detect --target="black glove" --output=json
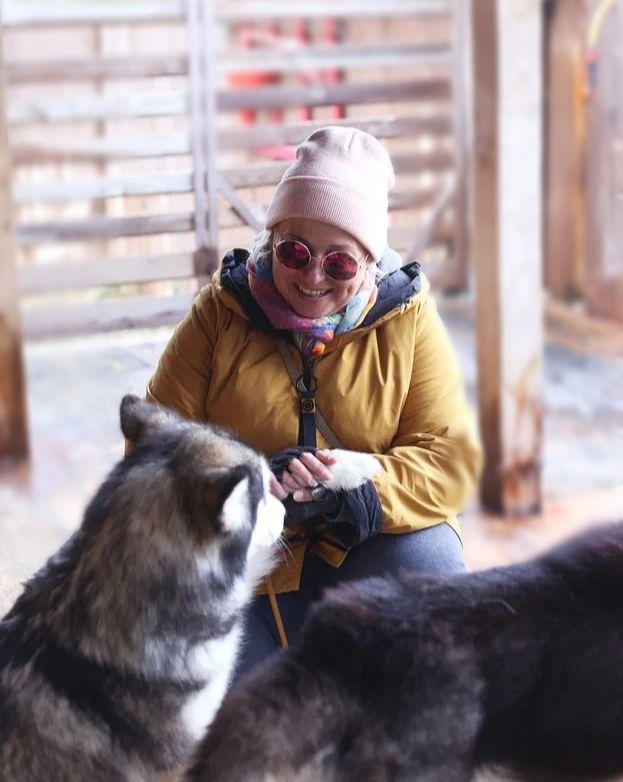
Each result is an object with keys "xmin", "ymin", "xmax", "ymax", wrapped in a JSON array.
[
  {"xmin": 268, "ymin": 447, "xmax": 383, "ymax": 546},
  {"xmin": 268, "ymin": 447, "xmax": 341, "ymax": 526}
]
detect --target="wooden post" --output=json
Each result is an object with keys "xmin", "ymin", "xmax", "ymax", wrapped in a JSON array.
[
  {"xmin": 471, "ymin": 0, "xmax": 544, "ymax": 514},
  {"xmin": 449, "ymin": 0, "xmax": 471, "ymax": 291},
  {"xmin": 545, "ymin": 0, "xmax": 586, "ymax": 301},
  {"xmin": 0, "ymin": 26, "xmax": 29, "ymax": 459},
  {"xmin": 187, "ymin": 0, "xmax": 220, "ymax": 282},
  {"xmin": 584, "ymin": 0, "xmax": 623, "ymax": 322}
]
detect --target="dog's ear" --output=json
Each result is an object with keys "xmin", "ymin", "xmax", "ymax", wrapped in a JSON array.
[
  {"xmin": 206, "ymin": 465, "xmax": 253, "ymax": 536},
  {"xmin": 120, "ymin": 395, "xmax": 168, "ymax": 443},
  {"xmin": 184, "ymin": 466, "xmax": 253, "ymax": 544}
]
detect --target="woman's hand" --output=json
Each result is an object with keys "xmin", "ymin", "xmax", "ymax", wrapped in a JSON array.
[
  {"xmin": 269, "ymin": 473, "xmax": 288, "ymax": 501},
  {"xmin": 281, "ymin": 450, "xmax": 338, "ymax": 502}
]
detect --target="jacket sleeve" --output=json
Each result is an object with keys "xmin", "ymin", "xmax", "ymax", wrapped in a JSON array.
[
  {"xmin": 146, "ymin": 285, "xmax": 220, "ymax": 421},
  {"xmin": 373, "ymin": 293, "xmax": 483, "ymax": 533}
]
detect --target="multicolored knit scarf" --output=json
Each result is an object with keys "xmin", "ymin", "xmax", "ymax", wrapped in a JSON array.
[{"xmin": 246, "ymin": 251, "xmax": 378, "ymax": 359}]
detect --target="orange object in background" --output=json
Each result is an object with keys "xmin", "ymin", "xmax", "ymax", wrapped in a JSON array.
[
  {"xmin": 228, "ymin": 18, "xmax": 345, "ymax": 156},
  {"xmin": 228, "ymin": 22, "xmax": 282, "ymax": 126}
]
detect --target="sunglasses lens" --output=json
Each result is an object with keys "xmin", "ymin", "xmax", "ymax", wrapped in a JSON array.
[
  {"xmin": 323, "ymin": 252, "xmax": 359, "ymax": 281},
  {"xmin": 275, "ymin": 240, "xmax": 310, "ymax": 269}
]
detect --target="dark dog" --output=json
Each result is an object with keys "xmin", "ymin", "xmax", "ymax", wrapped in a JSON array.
[
  {"xmin": 0, "ymin": 396, "xmax": 284, "ymax": 781},
  {"xmin": 188, "ymin": 522, "xmax": 623, "ymax": 781}
]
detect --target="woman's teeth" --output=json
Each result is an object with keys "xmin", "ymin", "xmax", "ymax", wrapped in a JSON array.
[{"xmin": 297, "ymin": 285, "xmax": 329, "ymax": 298}]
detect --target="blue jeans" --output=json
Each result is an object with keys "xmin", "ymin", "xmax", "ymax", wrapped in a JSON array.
[{"xmin": 235, "ymin": 524, "xmax": 465, "ymax": 678}]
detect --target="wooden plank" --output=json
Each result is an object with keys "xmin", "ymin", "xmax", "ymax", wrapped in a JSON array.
[
  {"xmin": 11, "ymin": 115, "xmax": 452, "ymax": 164},
  {"xmin": 17, "ymin": 212, "xmax": 193, "ymax": 244},
  {"xmin": 200, "ymin": 0, "xmax": 220, "ymax": 271},
  {"xmin": 8, "ymin": 90, "xmax": 188, "ymax": 125},
  {"xmin": 2, "ymin": 2, "xmax": 185, "ymax": 27},
  {"xmin": 404, "ymin": 175, "xmax": 455, "ymax": 261},
  {"xmin": 217, "ymin": 176, "xmax": 264, "ymax": 233},
  {"xmin": 11, "ymin": 135, "xmax": 191, "ymax": 164},
  {"xmin": 18, "ymin": 253, "xmax": 194, "ymax": 294},
  {"xmin": 448, "ymin": 0, "xmax": 470, "ymax": 290},
  {"xmin": 214, "ymin": 1, "xmax": 450, "ymax": 20},
  {"xmin": 220, "ymin": 78, "xmax": 451, "ymax": 112},
  {"xmin": 2, "ymin": 1, "xmax": 448, "ymax": 27},
  {"xmin": 187, "ymin": 0, "xmax": 208, "ymax": 251},
  {"xmin": 13, "ymin": 150, "xmax": 453, "ymax": 203},
  {"xmin": 13, "ymin": 170, "xmax": 193, "ymax": 204},
  {"xmin": 545, "ymin": 0, "xmax": 586, "ymax": 300},
  {"xmin": 472, "ymin": 0, "xmax": 502, "ymax": 513},
  {"xmin": 584, "ymin": 0, "xmax": 623, "ymax": 322},
  {"xmin": 4, "ymin": 45, "xmax": 451, "ymax": 84},
  {"xmin": 16, "ymin": 209, "xmax": 240, "ymax": 245},
  {"xmin": 219, "ymin": 44, "xmax": 451, "ymax": 75},
  {"xmin": 0, "ymin": 27, "xmax": 29, "ymax": 457},
  {"xmin": 5, "ymin": 56, "xmax": 188, "ymax": 83},
  {"xmin": 17, "ymin": 214, "xmax": 454, "ymax": 295},
  {"xmin": 471, "ymin": 0, "xmax": 544, "ymax": 515},
  {"xmin": 14, "ymin": 183, "xmax": 442, "ymax": 246},
  {"xmin": 8, "ymin": 78, "xmax": 450, "ymax": 125},
  {"xmin": 218, "ymin": 115, "xmax": 453, "ymax": 150},
  {"xmin": 22, "ymin": 293, "xmax": 195, "ymax": 341}
]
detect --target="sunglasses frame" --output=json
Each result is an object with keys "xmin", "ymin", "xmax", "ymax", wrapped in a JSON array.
[{"xmin": 273, "ymin": 238, "xmax": 368, "ymax": 282}]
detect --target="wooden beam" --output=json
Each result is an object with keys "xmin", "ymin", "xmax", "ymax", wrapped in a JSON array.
[
  {"xmin": 16, "ymin": 209, "xmax": 240, "ymax": 245},
  {"xmin": 8, "ymin": 78, "xmax": 450, "ymax": 125},
  {"xmin": 584, "ymin": 0, "xmax": 623, "ymax": 322},
  {"xmin": 22, "ymin": 294, "xmax": 195, "ymax": 340},
  {"xmin": 11, "ymin": 115, "xmax": 452, "ymax": 164},
  {"xmin": 1, "ymin": 2, "xmax": 185, "ymax": 27},
  {"xmin": 2, "ymin": 1, "xmax": 448, "ymax": 27},
  {"xmin": 13, "ymin": 151, "xmax": 453, "ymax": 204},
  {"xmin": 18, "ymin": 253, "xmax": 195, "ymax": 295},
  {"xmin": 15, "ymin": 183, "xmax": 445, "ymax": 247},
  {"xmin": 4, "ymin": 45, "xmax": 451, "ymax": 84},
  {"xmin": 471, "ymin": 0, "xmax": 544, "ymax": 515},
  {"xmin": 0, "ymin": 27, "xmax": 28, "ymax": 458},
  {"xmin": 545, "ymin": 0, "xmax": 586, "ymax": 300},
  {"xmin": 214, "ymin": 1, "xmax": 450, "ymax": 20},
  {"xmin": 448, "ymin": 0, "xmax": 471, "ymax": 290},
  {"xmin": 5, "ymin": 56, "xmax": 188, "ymax": 84}
]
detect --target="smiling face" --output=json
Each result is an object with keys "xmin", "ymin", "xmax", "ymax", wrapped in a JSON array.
[{"xmin": 272, "ymin": 217, "xmax": 374, "ymax": 318}]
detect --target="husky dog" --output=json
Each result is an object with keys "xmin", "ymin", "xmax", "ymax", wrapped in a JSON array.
[
  {"xmin": 0, "ymin": 395, "xmax": 285, "ymax": 782},
  {"xmin": 187, "ymin": 521, "xmax": 623, "ymax": 782}
]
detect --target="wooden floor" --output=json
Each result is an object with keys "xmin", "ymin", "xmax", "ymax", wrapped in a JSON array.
[
  {"xmin": 1, "ymin": 298, "xmax": 622, "ymax": 612},
  {"xmin": 0, "ymin": 297, "xmax": 621, "ymax": 781}
]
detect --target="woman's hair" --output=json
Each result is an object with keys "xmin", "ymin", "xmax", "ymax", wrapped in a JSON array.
[
  {"xmin": 248, "ymin": 226, "xmax": 387, "ymax": 280},
  {"xmin": 248, "ymin": 227, "xmax": 275, "ymax": 270}
]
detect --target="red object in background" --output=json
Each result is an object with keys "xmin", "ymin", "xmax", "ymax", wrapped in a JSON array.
[
  {"xmin": 228, "ymin": 18, "xmax": 345, "ymax": 159},
  {"xmin": 294, "ymin": 19, "xmax": 312, "ymax": 122},
  {"xmin": 324, "ymin": 18, "xmax": 345, "ymax": 119},
  {"xmin": 228, "ymin": 22, "xmax": 281, "ymax": 126}
]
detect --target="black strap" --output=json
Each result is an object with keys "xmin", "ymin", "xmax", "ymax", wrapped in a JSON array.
[
  {"xmin": 276, "ymin": 340, "xmax": 344, "ymax": 449},
  {"xmin": 297, "ymin": 359, "xmax": 317, "ymax": 448}
]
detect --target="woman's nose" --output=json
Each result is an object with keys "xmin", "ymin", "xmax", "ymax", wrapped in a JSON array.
[{"xmin": 301, "ymin": 258, "xmax": 326, "ymax": 283}]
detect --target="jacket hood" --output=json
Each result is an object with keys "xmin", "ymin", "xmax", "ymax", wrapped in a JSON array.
[{"xmin": 217, "ymin": 248, "xmax": 422, "ymax": 335}]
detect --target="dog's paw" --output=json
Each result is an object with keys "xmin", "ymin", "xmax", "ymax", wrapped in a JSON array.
[{"xmin": 323, "ymin": 450, "xmax": 381, "ymax": 492}]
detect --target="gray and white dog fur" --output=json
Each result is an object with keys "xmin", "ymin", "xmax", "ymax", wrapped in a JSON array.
[{"xmin": 0, "ymin": 395, "xmax": 286, "ymax": 782}]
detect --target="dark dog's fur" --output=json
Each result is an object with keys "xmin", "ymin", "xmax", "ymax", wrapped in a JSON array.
[
  {"xmin": 0, "ymin": 396, "xmax": 284, "ymax": 781},
  {"xmin": 188, "ymin": 522, "xmax": 623, "ymax": 782}
]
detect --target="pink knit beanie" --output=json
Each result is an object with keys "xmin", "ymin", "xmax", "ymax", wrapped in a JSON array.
[{"xmin": 265, "ymin": 126, "xmax": 396, "ymax": 261}]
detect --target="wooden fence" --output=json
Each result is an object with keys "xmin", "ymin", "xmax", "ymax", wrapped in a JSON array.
[
  {"xmin": 546, "ymin": 0, "xmax": 623, "ymax": 322},
  {"xmin": 1, "ymin": 0, "xmax": 467, "ymax": 339}
]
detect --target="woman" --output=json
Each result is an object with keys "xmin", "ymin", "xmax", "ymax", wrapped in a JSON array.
[{"xmin": 146, "ymin": 127, "xmax": 482, "ymax": 674}]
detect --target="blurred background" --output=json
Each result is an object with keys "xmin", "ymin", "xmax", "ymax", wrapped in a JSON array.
[{"xmin": 0, "ymin": 0, "xmax": 622, "ymax": 614}]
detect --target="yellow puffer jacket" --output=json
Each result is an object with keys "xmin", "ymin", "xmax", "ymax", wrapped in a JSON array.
[{"xmin": 147, "ymin": 250, "xmax": 482, "ymax": 593}]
